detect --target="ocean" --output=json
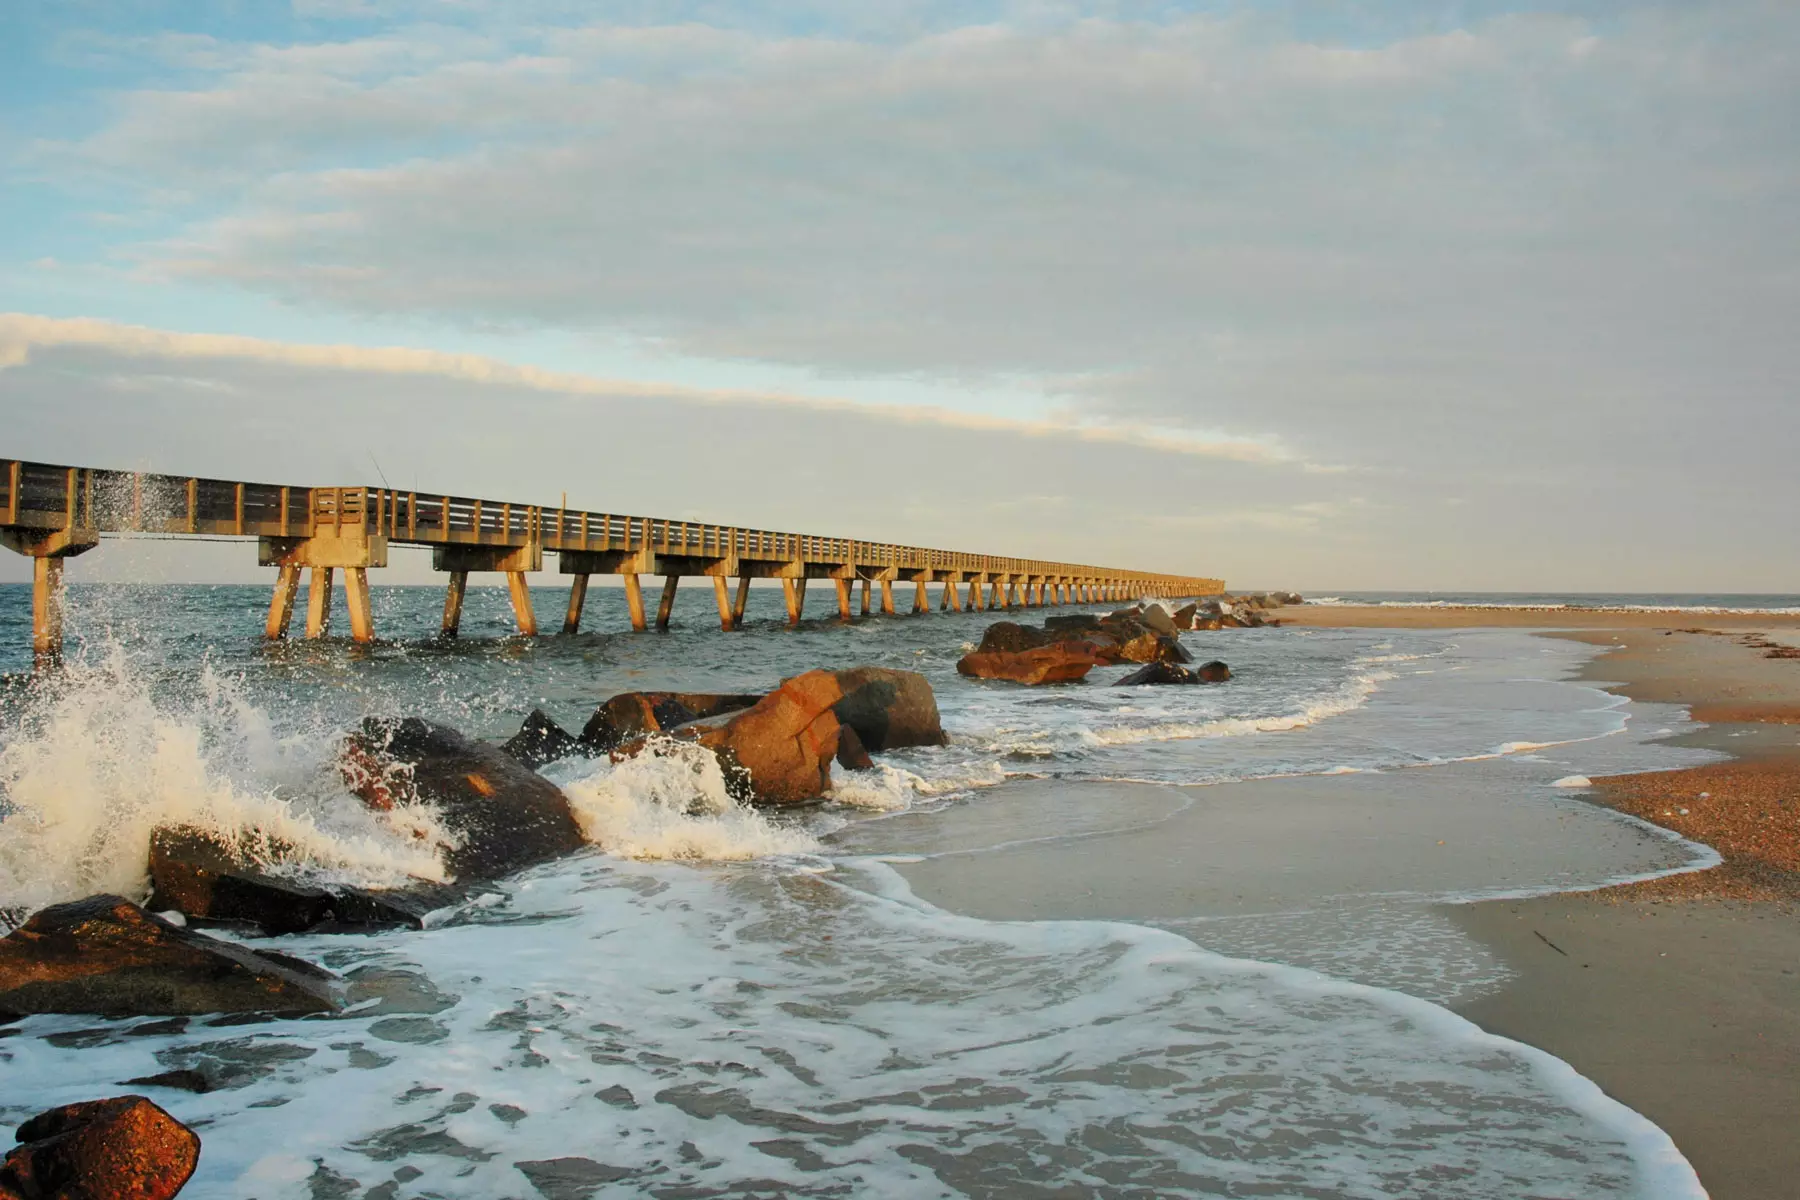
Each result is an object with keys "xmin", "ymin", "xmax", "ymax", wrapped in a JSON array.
[{"xmin": 2, "ymin": 581, "xmax": 1786, "ymax": 1197}]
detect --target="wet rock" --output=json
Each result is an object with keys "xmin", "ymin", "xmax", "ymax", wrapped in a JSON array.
[
  {"xmin": 0, "ymin": 896, "xmax": 337, "ymax": 1017},
  {"xmin": 975, "ymin": 622, "xmax": 1050, "ymax": 655},
  {"xmin": 1043, "ymin": 614, "xmax": 1104, "ymax": 634},
  {"xmin": 1172, "ymin": 603, "xmax": 1198, "ymax": 631},
  {"xmin": 956, "ymin": 644, "xmax": 1101, "ymax": 685},
  {"xmin": 579, "ymin": 693, "xmax": 761, "ymax": 753},
  {"xmin": 1115, "ymin": 660, "xmax": 1231, "ymax": 685},
  {"xmin": 834, "ymin": 724, "xmax": 875, "ymax": 771},
  {"xmin": 1136, "ymin": 603, "xmax": 1178, "ymax": 636},
  {"xmin": 343, "ymin": 717, "xmax": 587, "ymax": 882},
  {"xmin": 674, "ymin": 671, "xmax": 845, "ymax": 807},
  {"xmin": 502, "ymin": 709, "xmax": 580, "ymax": 769},
  {"xmin": 831, "ymin": 667, "xmax": 947, "ymax": 751},
  {"xmin": 147, "ymin": 827, "xmax": 457, "ymax": 936},
  {"xmin": 0, "ymin": 1095, "xmax": 199, "ymax": 1200}
]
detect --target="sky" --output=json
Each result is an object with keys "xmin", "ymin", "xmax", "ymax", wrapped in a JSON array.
[{"xmin": 1, "ymin": 0, "xmax": 1796, "ymax": 591}]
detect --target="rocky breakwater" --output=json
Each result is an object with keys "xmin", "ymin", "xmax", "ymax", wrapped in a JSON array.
[
  {"xmin": 1181, "ymin": 592, "xmax": 1304, "ymax": 631},
  {"xmin": 958, "ymin": 605, "xmax": 1195, "ymax": 684},
  {"xmin": 0, "ymin": 1095, "xmax": 202, "ymax": 1200}
]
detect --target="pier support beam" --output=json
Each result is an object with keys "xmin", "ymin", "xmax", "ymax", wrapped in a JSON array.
[
  {"xmin": 442, "ymin": 570, "xmax": 469, "ymax": 637},
  {"xmin": 306, "ymin": 567, "xmax": 335, "ymax": 638},
  {"xmin": 966, "ymin": 579, "xmax": 983, "ymax": 611},
  {"xmin": 431, "ymin": 541, "xmax": 541, "ymax": 637},
  {"xmin": 860, "ymin": 578, "xmax": 872, "ymax": 617},
  {"xmin": 507, "ymin": 571, "xmax": 538, "ymax": 636},
  {"xmin": 266, "ymin": 565, "xmax": 301, "ymax": 639},
  {"xmin": 783, "ymin": 578, "xmax": 806, "ymax": 626},
  {"xmin": 655, "ymin": 575, "xmax": 681, "ymax": 630},
  {"xmin": 913, "ymin": 580, "xmax": 929, "ymax": 614},
  {"xmin": 6, "ymin": 520, "xmax": 105, "ymax": 665},
  {"xmin": 733, "ymin": 576, "xmax": 751, "ymax": 629},
  {"xmin": 624, "ymin": 575, "xmax": 648, "ymax": 631},
  {"xmin": 880, "ymin": 578, "xmax": 895, "ymax": 615},
  {"xmin": 345, "ymin": 567, "xmax": 376, "ymax": 642},
  {"xmin": 944, "ymin": 579, "xmax": 962, "ymax": 611},
  {"xmin": 835, "ymin": 578, "xmax": 853, "ymax": 622},
  {"xmin": 564, "ymin": 574, "xmax": 589, "ymax": 634},
  {"xmin": 712, "ymin": 576, "xmax": 733, "ymax": 631}
]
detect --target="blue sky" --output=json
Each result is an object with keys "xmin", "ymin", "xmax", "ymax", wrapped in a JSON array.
[{"xmin": 2, "ymin": 0, "xmax": 1796, "ymax": 589}]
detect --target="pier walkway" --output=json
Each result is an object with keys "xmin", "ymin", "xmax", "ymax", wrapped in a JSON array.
[{"xmin": 1, "ymin": 457, "xmax": 1224, "ymax": 661}]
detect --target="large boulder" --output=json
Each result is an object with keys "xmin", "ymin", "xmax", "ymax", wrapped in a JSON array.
[
  {"xmin": 579, "ymin": 693, "xmax": 761, "ymax": 753},
  {"xmin": 957, "ymin": 644, "xmax": 1101, "ymax": 685},
  {"xmin": 676, "ymin": 671, "xmax": 845, "ymax": 807},
  {"xmin": 975, "ymin": 622, "xmax": 1050, "ymax": 655},
  {"xmin": 502, "ymin": 709, "xmax": 580, "ymax": 769},
  {"xmin": 1172, "ymin": 603, "xmax": 1198, "ymax": 631},
  {"xmin": 831, "ymin": 667, "xmax": 947, "ymax": 751},
  {"xmin": 1115, "ymin": 660, "xmax": 1232, "ymax": 686},
  {"xmin": 147, "ymin": 827, "xmax": 457, "ymax": 936},
  {"xmin": 1137, "ymin": 604, "xmax": 1178, "ymax": 636},
  {"xmin": 342, "ymin": 717, "xmax": 586, "ymax": 882},
  {"xmin": 1043, "ymin": 614, "xmax": 1105, "ymax": 634},
  {"xmin": 0, "ymin": 1096, "xmax": 199, "ymax": 1200},
  {"xmin": 0, "ymin": 896, "xmax": 337, "ymax": 1017}
]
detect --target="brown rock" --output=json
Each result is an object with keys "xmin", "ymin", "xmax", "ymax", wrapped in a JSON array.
[
  {"xmin": 501, "ymin": 709, "xmax": 580, "ymax": 768},
  {"xmin": 579, "ymin": 693, "xmax": 760, "ymax": 753},
  {"xmin": 342, "ymin": 717, "xmax": 586, "ymax": 882},
  {"xmin": 147, "ymin": 827, "xmax": 456, "ymax": 935},
  {"xmin": 956, "ymin": 644, "xmax": 1101, "ymax": 685},
  {"xmin": 0, "ymin": 896, "xmax": 337, "ymax": 1017},
  {"xmin": 680, "ymin": 671, "xmax": 845, "ymax": 807},
  {"xmin": 1172, "ymin": 603, "xmax": 1198, "ymax": 631},
  {"xmin": 976, "ymin": 622, "xmax": 1050, "ymax": 654},
  {"xmin": 831, "ymin": 667, "xmax": 947, "ymax": 751},
  {"xmin": 834, "ymin": 724, "xmax": 875, "ymax": 771},
  {"xmin": 0, "ymin": 1096, "xmax": 199, "ymax": 1200}
]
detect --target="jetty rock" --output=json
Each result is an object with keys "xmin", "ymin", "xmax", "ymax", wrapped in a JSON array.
[
  {"xmin": 0, "ymin": 1095, "xmax": 200, "ymax": 1200},
  {"xmin": 343, "ymin": 717, "xmax": 586, "ymax": 881},
  {"xmin": 957, "ymin": 643, "xmax": 1102, "ymax": 685},
  {"xmin": 0, "ymin": 895, "xmax": 337, "ymax": 1018},
  {"xmin": 976, "ymin": 621, "xmax": 1052, "ymax": 655},
  {"xmin": 579, "ymin": 692, "xmax": 761, "ymax": 754},
  {"xmin": 502, "ymin": 708, "xmax": 581, "ymax": 769},
  {"xmin": 1172, "ymin": 603, "xmax": 1199, "ymax": 631},
  {"xmin": 831, "ymin": 667, "xmax": 947, "ymax": 752},
  {"xmin": 147, "ymin": 827, "xmax": 457, "ymax": 936},
  {"xmin": 672, "ymin": 671, "xmax": 845, "ymax": 807},
  {"xmin": 1115, "ymin": 660, "xmax": 1232, "ymax": 686}
]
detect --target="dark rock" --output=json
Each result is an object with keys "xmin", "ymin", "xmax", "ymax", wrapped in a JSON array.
[
  {"xmin": 0, "ymin": 896, "xmax": 337, "ymax": 1017},
  {"xmin": 1172, "ymin": 603, "xmax": 1198, "ymax": 631},
  {"xmin": 674, "ymin": 671, "xmax": 844, "ymax": 807},
  {"xmin": 147, "ymin": 827, "xmax": 458, "ymax": 936},
  {"xmin": 579, "ymin": 693, "xmax": 760, "ymax": 753},
  {"xmin": 1043, "ymin": 614, "xmax": 1104, "ymax": 634},
  {"xmin": 342, "ymin": 717, "xmax": 586, "ymax": 882},
  {"xmin": 957, "ymin": 644, "xmax": 1101, "ymax": 685},
  {"xmin": 975, "ymin": 622, "xmax": 1050, "ymax": 655},
  {"xmin": 834, "ymin": 724, "xmax": 874, "ymax": 771},
  {"xmin": 0, "ymin": 1095, "xmax": 199, "ymax": 1200},
  {"xmin": 502, "ymin": 709, "xmax": 580, "ymax": 769},
  {"xmin": 1114, "ymin": 660, "xmax": 1231, "ymax": 686},
  {"xmin": 831, "ymin": 667, "xmax": 946, "ymax": 751},
  {"xmin": 120, "ymin": 1070, "xmax": 212, "ymax": 1095}
]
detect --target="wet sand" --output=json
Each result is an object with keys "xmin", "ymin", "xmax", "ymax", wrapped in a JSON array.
[{"xmin": 1281, "ymin": 605, "xmax": 1800, "ymax": 632}]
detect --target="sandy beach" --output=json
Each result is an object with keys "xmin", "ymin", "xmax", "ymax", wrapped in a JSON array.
[{"xmin": 1287, "ymin": 606, "xmax": 1800, "ymax": 1199}]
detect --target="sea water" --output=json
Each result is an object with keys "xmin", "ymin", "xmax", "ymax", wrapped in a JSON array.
[{"xmin": 0, "ymin": 579, "xmax": 1750, "ymax": 1197}]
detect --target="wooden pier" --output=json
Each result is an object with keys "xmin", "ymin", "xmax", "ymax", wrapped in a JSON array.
[{"xmin": 1, "ymin": 458, "xmax": 1224, "ymax": 662}]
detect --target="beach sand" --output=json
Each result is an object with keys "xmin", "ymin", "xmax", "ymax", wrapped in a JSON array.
[{"xmin": 893, "ymin": 609, "xmax": 1800, "ymax": 1199}]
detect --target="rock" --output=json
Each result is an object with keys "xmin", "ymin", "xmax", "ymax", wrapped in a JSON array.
[
  {"xmin": 147, "ymin": 827, "xmax": 456, "ymax": 936},
  {"xmin": 1105, "ymin": 626, "xmax": 1193, "ymax": 665},
  {"xmin": 1191, "ymin": 615, "xmax": 1223, "ymax": 632},
  {"xmin": 1137, "ymin": 603, "xmax": 1178, "ymax": 636},
  {"xmin": 956, "ymin": 644, "xmax": 1101, "ymax": 685},
  {"xmin": 976, "ymin": 622, "xmax": 1050, "ymax": 654},
  {"xmin": 579, "ymin": 693, "xmax": 761, "ymax": 753},
  {"xmin": 502, "ymin": 709, "xmax": 580, "ymax": 769},
  {"xmin": 1195, "ymin": 660, "xmax": 1232, "ymax": 682},
  {"xmin": 676, "ymin": 671, "xmax": 844, "ymax": 807},
  {"xmin": 1043, "ymin": 614, "xmax": 1105, "ymax": 634},
  {"xmin": 0, "ymin": 896, "xmax": 337, "ymax": 1017},
  {"xmin": 1116, "ymin": 659, "xmax": 1230, "ymax": 685},
  {"xmin": 834, "ymin": 724, "xmax": 875, "ymax": 771},
  {"xmin": 342, "ymin": 717, "xmax": 586, "ymax": 882},
  {"xmin": 831, "ymin": 667, "xmax": 947, "ymax": 751},
  {"xmin": 0, "ymin": 1096, "xmax": 199, "ymax": 1200},
  {"xmin": 1172, "ymin": 603, "xmax": 1198, "ymax": 631}
]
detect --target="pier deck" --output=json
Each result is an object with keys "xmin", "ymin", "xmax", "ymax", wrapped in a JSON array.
[{"xmin": 2, "ymin": 458, "xmax": 1224, "ymax": 661}]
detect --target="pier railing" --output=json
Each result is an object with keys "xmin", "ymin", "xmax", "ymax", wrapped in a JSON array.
[{"xmin": 3, "ymin": 457, "xmax": 1224, "ymax": 655}]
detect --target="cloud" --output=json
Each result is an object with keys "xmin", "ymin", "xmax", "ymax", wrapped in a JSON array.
[{"xmin": 0, "ymin": 313, "xmax": 1297, "ymax": 465}]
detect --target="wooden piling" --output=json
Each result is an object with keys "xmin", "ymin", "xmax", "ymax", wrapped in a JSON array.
[
  {"xmin": 623, "ymin": 574, "xmax": 648, "ymax": 631},
  {"xmin": 881, "ymin": 578, "xmax": 895, "ymax": 615},
  {"xmin": 655, "ymin": 574, "xmax": 681, "ymax": 630},
  {"xmin": 265, "ymin": 565, "xmax": 301, "ymax": 639},
  {"xmin": 860, "ymin": 578, "xmax": 872, "ymax": 617},
  {"xmin": 914, "ymin": 580, "xmax": 928, "ymax": 613},
  {"xmin": 507, "ymin": 571, "xmax": 538, "ymax": 636},
  {"xmin": 305, "ymin": 566, "xmax": 334, "ymax": 638},
  {"xmin": 442, "ymin": 569, "xmax": 468, "ymax": 637},
  {"xmin": 732, "ymin": 576, "xmax": 751, "ymax": 629},
  {"xmin": 966, "ymin": 579, "xmax": 983, "ymax": 611},
  {"xmin": 345, "ymin": 567, "xmax": 376, "ymax": 643},
  {"xmin": 32, "ymin": 557, "xmax": 63, "ymax": 663},
  {"xmin": 713, "ymin": 576, "xmax": 733, "ymax": 631},
  {"xmin": 563, "ymin": 573, "xmax": 589, "ymax": 634},
  {"xmin": 835, "ymin": 578, "xmax": 853, "ymax": 622},
  {"xmin": 783, "ymin": 577, "xmax": 806, "ymax": 626}
]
